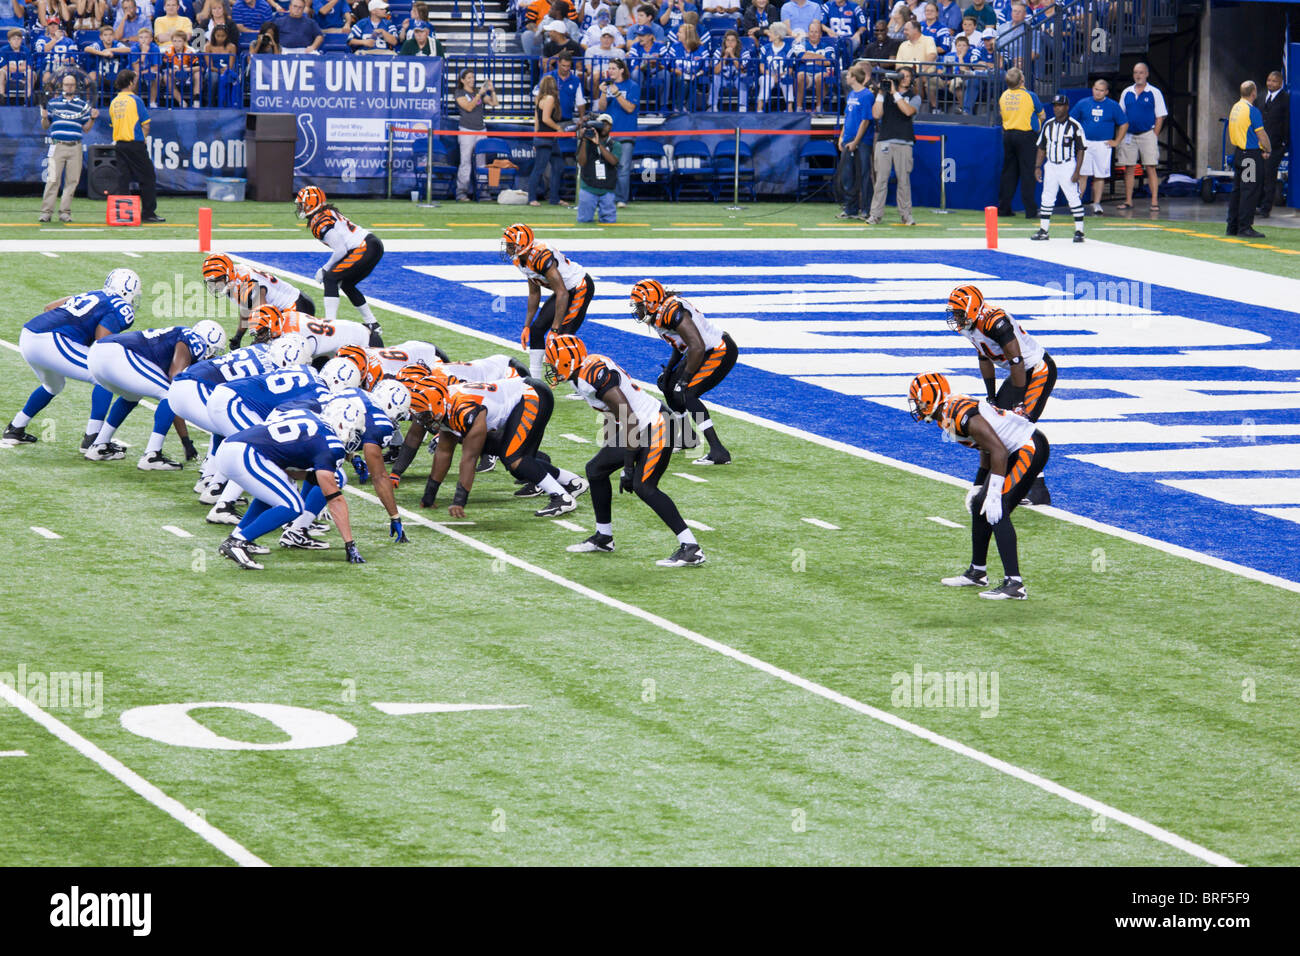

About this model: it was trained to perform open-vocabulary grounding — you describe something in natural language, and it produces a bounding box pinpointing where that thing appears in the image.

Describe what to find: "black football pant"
[114,140,157,217]
[585,420,686,535]
[969,431,1050,578]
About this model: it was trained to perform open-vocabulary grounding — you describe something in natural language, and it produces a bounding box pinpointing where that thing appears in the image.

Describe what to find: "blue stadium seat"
[412,135,458,199]
[669,139,714,201]
[322,34,350,53]
[473,136,518,199]
[711,139,755,202]
[630,139,671,200]
[797,139,839,201]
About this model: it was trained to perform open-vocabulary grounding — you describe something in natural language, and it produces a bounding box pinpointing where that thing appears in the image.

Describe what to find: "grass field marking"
[226,253,1300,595]
[122,251,142,258]
[553,519,587,533]
[162,525,193,538]
[673,472,708,483]
[684,519,714,531]
[927,516,962,529]
[344,484,1241,867]
[40,252,58,258]
[371,703,530,714]
[0,750,28,757]
[561,433,591,443]
[801,517,840,530]
[30,526,62,539]
[0,680,269,867]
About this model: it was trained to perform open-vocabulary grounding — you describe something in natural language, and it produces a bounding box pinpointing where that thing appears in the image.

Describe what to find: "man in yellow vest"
[109,69,164,223]
[996,67,1045,219]
[1226,79,1271,239]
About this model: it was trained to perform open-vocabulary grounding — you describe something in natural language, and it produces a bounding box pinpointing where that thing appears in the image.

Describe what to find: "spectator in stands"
[201,1,235,41]
[668,21,708,109]
[398,17,436,54]
[274,0,321,50]
[162,28,197,104]
[202,21,238,105]
[580,0,610,28]
[942,32,981,113]
[659,0,696,38]
[821,0,866,60]
[455,67,495,200]
[530,73,568,205]
[2,28,32,104]
[1258,70,1288,219]
[867,64,917,224]
[580,6,610,46]
[519,0,547,56]
[1070,77,1125,214]
[348,0,395,51]
[793,19,834,111]
[996,1,1027,70]
[541,50,586,118]
[709,26,745,109]
[1226,79,1269,238]
[127,26,160,104]
[614,0,638,37]
[1116,61,1165,211]
[576,111,618,221]
[631,3,663,40]
[584,23,625,97]
[781,0,819,36]
[860,19,898,64]
[542,18,583,68]
[314,0,349,34]
[84,25,127,103]
[961,0,994,29]
[115,0,149,41]
[699,0,737,36]
[594,55,636,205]
[39,72,94,222]
[884,6,908,41]
[893,18,933,105]
[978,26,997,69]
[249,19,278,54]
[936,0,960,31]
[153,0,192,41]
[36,17,79,88]
[837,61,870,218]
[66,0,106,34]
[395,1,426,43]
[996,65,1043,218]
[627,23,666,107]
[919,2,950,54]
[231,0,276,41]
[739,0,773,42]
[757,20,792,108]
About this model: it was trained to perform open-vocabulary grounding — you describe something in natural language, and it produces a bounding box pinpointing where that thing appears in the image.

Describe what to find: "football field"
[0,200,1297,866]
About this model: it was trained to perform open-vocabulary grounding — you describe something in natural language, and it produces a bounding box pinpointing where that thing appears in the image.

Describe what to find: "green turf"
[1,250,1297,866]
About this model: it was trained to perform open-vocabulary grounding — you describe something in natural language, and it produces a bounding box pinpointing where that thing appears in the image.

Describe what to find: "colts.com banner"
[249,54,443,196]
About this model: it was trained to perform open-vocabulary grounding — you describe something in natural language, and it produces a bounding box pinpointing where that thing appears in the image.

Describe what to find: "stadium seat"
[472,136,519,199]
[669,139,714,201]
[412,135,457,200]
[711,139,755,202]
[322,34,350,53]
[797,140,839,201]
[630,139,671,201]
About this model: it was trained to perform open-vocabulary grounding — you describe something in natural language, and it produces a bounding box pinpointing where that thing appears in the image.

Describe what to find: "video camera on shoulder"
[578,114,608,139]
[871,69,903,94]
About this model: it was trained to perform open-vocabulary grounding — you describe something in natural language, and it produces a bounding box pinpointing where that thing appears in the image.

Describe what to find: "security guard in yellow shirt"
[109,69,164,223]
[997,67,1046,219]
[1226,80,1271,239]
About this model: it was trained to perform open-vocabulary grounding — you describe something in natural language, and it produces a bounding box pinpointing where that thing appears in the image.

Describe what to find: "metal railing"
[1,51,248,108]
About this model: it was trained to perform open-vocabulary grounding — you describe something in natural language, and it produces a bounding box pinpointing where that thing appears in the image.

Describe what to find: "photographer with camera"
[594,58,638,208]
[575,112,619,223]
[866,65,918,225]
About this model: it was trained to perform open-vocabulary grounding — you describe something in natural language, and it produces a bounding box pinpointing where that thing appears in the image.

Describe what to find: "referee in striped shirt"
[39,74,97,224]
[1032,94,1087,243]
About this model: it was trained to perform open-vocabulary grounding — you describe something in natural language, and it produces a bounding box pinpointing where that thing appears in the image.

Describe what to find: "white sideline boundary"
[0,681,268,867]
[346,485,1239,867]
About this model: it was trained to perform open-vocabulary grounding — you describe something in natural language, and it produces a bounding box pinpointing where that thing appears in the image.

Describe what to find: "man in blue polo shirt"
[1070,78,1127,214]
[39,73,97,223]
[273,0,323,52]
[539,52,586,120]
[231,0,277,43]
[837,62,870,218]
[1117,61,1166,210]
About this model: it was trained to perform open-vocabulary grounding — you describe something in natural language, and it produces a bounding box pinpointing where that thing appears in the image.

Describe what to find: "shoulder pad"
[309,209,337,240]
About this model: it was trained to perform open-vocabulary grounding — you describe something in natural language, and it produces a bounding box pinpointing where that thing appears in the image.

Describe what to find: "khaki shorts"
[1116,129,1158,166]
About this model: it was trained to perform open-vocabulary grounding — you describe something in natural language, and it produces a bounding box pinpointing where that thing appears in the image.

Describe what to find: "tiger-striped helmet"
[337,345,383,389]
[248,305,282,344]
[501,222,535,263]
[544,334,586,386]
[295,185,326,220]
[202,253,235,294]
[629,279,667,322]
[908,372,951,423]
[946,285,984,332]
[408,379,450,422]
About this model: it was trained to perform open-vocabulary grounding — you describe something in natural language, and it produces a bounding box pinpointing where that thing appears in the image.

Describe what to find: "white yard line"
[552,519,587,533]
[684,519,714,532]
[801,517,840,530]
[927,516,962,529]
[371,703,529,715]
[162,525,192,538]
[0,681,268,867]
[560,433,591,443]
[673,472,708,483]
[30,526,62,539]
[0,750,28,757]
[344,484,1240,867]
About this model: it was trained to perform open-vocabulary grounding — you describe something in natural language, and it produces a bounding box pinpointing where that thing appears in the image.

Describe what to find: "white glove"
[314,268,325,283]
[982,478,1004,525]
[964,483,981,513]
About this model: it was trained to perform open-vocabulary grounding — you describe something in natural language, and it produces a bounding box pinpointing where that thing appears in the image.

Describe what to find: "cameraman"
[866,65,919,225]
[575,112,618,223]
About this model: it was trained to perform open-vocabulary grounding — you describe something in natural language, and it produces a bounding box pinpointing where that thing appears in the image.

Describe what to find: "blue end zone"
[240,246,1300,587]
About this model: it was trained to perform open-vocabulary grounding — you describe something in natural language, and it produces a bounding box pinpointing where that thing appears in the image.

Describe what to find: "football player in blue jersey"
[213,397,368,570]
[330,378,412,544]
[85,320,227,470]
[5,269,139,451]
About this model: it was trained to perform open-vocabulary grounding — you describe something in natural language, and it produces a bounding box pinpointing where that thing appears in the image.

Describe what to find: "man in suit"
[1258,71,1289,218]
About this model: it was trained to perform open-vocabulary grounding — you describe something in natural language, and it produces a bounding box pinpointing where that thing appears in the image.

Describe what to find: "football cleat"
[218,536,264,570]
[79,432,97,451]
[1023,477,1052,506]
[563,477,589,498]
[567,533,615,553]
[979,577,1027,600]
[475,453,497,473]
[1030,228,1049,241]
[193,475,212,495]
[306,521,330,537]
[280,528,330,550]
[198,481,225,504]
[205,501,243,525]
[693,452,731,466]
[138,451,183,471]
[240,538,271,555]
[1073,231,1085,243]
[941,566,989,587]
[513,482,543,498]
[534,493,576,517]
[84,442,125,461]
[3,424,37,444]
[656,543,706,567]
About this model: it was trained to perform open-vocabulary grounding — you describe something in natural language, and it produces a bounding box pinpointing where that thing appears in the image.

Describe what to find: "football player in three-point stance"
[244,304,373,361]
[202,253,315,348]
[945,284,1055,504]
[502,222,595,381]
[296,185,385,347]
[630,278,738,466]
[909,372,1051,600]
[545,334,706,567]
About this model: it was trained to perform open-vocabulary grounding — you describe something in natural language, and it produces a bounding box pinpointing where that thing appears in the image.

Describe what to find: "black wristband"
[452,482,470,508]
[423,477,441,503]
[392,441,417,476]
[324,490,342,502]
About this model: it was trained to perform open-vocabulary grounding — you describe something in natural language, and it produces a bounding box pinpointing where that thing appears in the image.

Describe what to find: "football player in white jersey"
[946,284,1056,504]
[630,278,739,466]
[545,334,706,567]
[246,304,373,361]
[296,185,385,346]
[334,342,454,390]
[202,253,315,349]
[502,222,595,380]
[909,372,1051,600]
